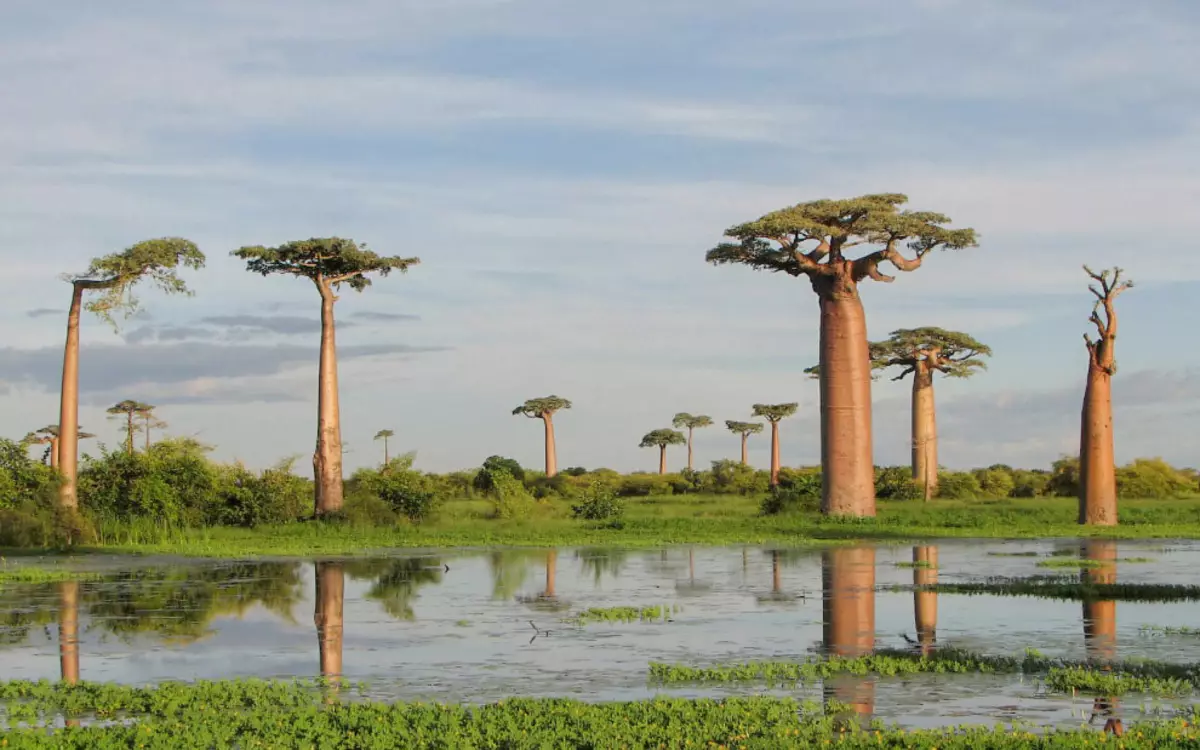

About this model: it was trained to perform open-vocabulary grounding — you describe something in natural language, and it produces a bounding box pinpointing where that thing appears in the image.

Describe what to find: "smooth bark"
[740,434,748,465]
[124,411,135,456]
[1081,540,1121,734]
[314,562,345,684]
[59,580,80,685]
[544,549,557,598]
[912,362,938,500]
[822,547,876,722]
[769,421,781,487]
[1080,373,1117,525]
[816,280,875,516]
[50,438,60,470]
[657,445,667,474]
[686,427,695,471]
[56,285,85,509]
[913,546,937,654]
[314,291,345,515]
[543,415,558,478]
[383,435,389,465]
[771,550,781,593]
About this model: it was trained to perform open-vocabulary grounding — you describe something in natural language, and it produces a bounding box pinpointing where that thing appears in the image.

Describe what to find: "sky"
[2,0,1199,474]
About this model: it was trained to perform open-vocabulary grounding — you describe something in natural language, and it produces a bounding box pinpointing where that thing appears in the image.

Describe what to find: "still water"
[3,539,1199,730]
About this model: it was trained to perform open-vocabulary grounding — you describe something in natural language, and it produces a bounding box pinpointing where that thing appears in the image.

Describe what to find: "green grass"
[0,566,101,584]
[894,560,936,569]
[2,678,1199,748]
[896,576,1200,602]
[11,495,1200,558]
[1140,625,1200,637]
[1035,558,1107,569]
[566,605,674,625]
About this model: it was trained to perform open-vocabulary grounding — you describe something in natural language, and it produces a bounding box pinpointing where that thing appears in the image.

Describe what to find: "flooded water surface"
[3,539,1199,730]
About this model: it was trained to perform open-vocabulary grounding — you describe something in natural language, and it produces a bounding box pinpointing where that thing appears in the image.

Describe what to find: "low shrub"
[936,471,982,500]
[489,470,538,520]
[1117,458,1195,499]
[875,466,924,501]
[974,468,1015,498]
[761,485,819,515]
[473,456,525,493]
[571,480,624,521]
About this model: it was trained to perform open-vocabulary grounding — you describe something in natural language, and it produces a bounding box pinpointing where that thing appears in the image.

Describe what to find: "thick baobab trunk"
[658,445,667,475]
[822,547,876,722]
[771,550,781,593]
[50,438,60,470]
[543,415,558,478]
[314,290,345,515]
[1079,370,1117,525]
[816,283,875,517]
[1081,540,1121,734]
[59,580,80,684]
[57,284,84,509]
[686,427,695,471]
[769,421,781,487]
[544,549,557,598]
[911,362,937,500]
[383,435,389,465]
[125,412,135,456]
[913,546,937,654]
[740,434,748,465]
[314,562,345,684]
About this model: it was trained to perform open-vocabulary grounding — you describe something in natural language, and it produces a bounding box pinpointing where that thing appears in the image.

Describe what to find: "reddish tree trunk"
[125,411,135,456]
[314,562,345,685]
[822,546,876,722]
[913,546,937,654]
[543,414,558,478]
[1081,539,1120,731]
[59,580,80,684]
[1079,371,1117,525]
[658,445,667,475]
[383,436,389,465]
[686,427,694,471]
[815,277,876,517]
[57,284,84,509]
[911,362,938,500]
[50,437,60,470]
[769,421,781,487]
[314,290,345,515]
[771,550,781,593]
[740,434,748,465]
[545,549,557,598]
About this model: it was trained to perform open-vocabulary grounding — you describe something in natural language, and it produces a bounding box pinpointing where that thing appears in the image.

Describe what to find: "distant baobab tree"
[24,425,93,469]
[233,238,419,517]
[639,429,686,475]
[751,403,799,487]
[672,413,713,471]
[107,400,153,456]
[55,238,205,508]
[707,194,976,517]
[512,396,572,477]
[1079,266,1132,526]
[725,420,764,466]
[374,429,395,466]
[135,404,167,451]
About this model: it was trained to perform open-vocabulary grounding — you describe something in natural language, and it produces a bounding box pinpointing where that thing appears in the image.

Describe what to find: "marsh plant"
[570,480,624,521]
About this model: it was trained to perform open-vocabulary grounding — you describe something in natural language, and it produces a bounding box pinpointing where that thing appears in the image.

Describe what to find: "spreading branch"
[864,328,992,381]
[513,396,572,419]
[1082,265,1133,374]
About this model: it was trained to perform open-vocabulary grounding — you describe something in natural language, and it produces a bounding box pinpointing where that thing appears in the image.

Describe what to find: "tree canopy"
[751,403,799,423]
[513,396,573,418]
[672,413,714,430]
[705,194,976,286]
[870,327,992,381]
[232,238,419,293]
[639,429,686,448]
[374,429,395,441]
[107,400,152,420]
[725,421,764,436]
[69,238,205,324]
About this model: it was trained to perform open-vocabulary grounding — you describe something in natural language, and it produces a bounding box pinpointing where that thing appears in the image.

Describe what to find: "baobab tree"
[868,328,991,499]
[373,429,395,466]
[672,413,714,471]
[1080,266,1132,526]
[725,420,764,465]
[751,403,799,487]
[24,425,93,469]
[107,400,152,456]
[56,238,204,508]
[135,404,166,451]
[639,429,686,475]
[512,396,572,477]
[233,238,419,516]
[707,194,976,516]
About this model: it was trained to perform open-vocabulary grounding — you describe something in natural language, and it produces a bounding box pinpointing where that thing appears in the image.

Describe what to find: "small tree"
[639,429,686,475]
[725,420,765,465]
[55,238,205,508]
[107,400,153,456]
[373,429,395,466]
[868,328,991,499]
[23,425,93,469]
[135,404,167,451]
[707,195,976,517]
[751,403,799,487]
[672,413,714,471]
[512,396,572,477]
[233,238,419,516]
[1080,266,1132,526]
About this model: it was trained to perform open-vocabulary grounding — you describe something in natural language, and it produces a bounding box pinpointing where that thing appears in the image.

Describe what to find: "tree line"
[20,193,1135,528]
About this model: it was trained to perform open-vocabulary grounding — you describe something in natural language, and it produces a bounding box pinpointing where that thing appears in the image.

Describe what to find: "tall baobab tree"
[639,429,686,475]
[912,546,938,655]
[135,404,166,451]
[1081,539,1122,735]
[751,403,799,487]
[867,328,991,500]
[822,546,877,724]
[373,429,395,466]
[512,396,572,477]
[107,400,152,456]
[672,413,713,471]
[56,238,205,508]
[314,561,345,691]
[24,425,93,469]
[707,194,976,517]
[725,420,764,465]
[233,238,419,516]
[1080,266,1132,526]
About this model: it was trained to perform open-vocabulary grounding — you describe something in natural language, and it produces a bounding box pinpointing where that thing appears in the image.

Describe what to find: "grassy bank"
[19,495,1199,557]
[0,678,1195,748]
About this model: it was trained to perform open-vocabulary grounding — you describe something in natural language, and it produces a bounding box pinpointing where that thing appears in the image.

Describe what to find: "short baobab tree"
[751,403,799,487]
[1079,266,1132,526]
[672,413,714,471]
[639,429,686,475]
[107,400,153,456]
[233,238,419,516]
[24,425,93,469]
[56,238,205,508]
[374,429,395,466]
[512,396,572,477]
[135,404,166,451]
[707,194,976,516]
[725,420,764,466]
[868,328,991,499]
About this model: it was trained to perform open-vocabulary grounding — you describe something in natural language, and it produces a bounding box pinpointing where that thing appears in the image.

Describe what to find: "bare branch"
[891,366,916,381]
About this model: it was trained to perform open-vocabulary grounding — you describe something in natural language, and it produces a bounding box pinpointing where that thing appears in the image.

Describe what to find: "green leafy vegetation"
[899,576,1200,602]
[1140,625,1200,637]
[567,604,674,625]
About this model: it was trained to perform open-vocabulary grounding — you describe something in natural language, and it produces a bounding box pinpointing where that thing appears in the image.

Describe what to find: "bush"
[974,468,1015,498]
[473,456,525,493]
[1117,458,1196,499]
[875,466,924,501]
[351,455,440,523]
[936,471,982,500]
[212,459,309,527]
[488,470,537,520]
[616,473,676,497]
[563,466,589,477]
[761,485,819,515]
[571,480,624,521]
[1010,469,1049,498]
[0,505,96,549]
[340,492,399,526]
[528,474,578,499]
[1045,457,1080,498]
[0,439,59,510]
[706,460,770,495]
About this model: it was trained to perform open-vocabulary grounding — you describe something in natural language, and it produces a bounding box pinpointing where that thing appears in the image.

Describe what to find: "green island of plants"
[566,604,675,625]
